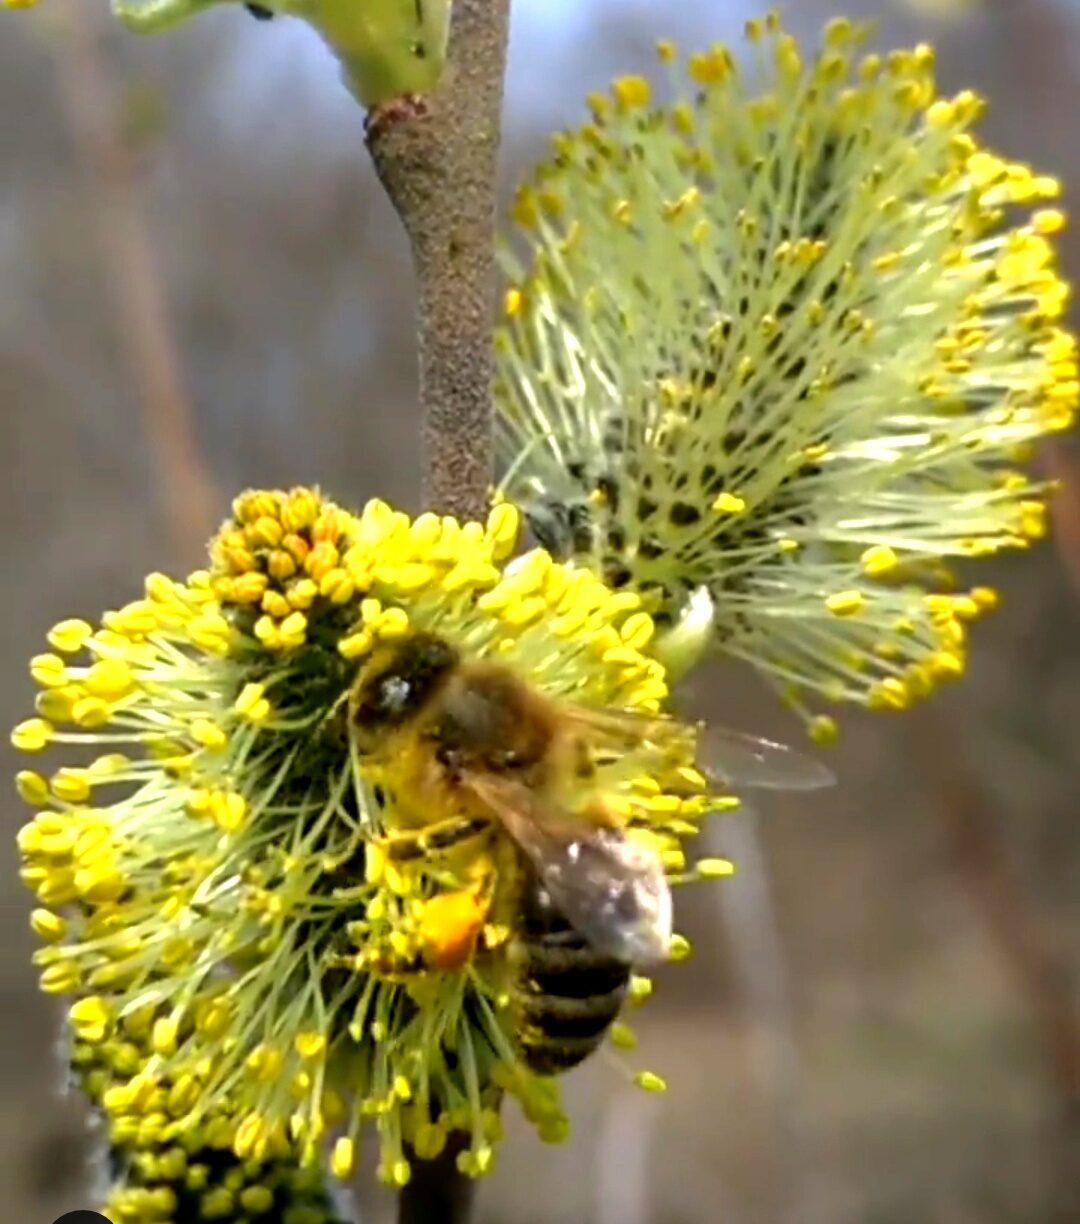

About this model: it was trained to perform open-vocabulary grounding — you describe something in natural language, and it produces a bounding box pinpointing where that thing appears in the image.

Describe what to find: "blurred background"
[1,1,1078,1221]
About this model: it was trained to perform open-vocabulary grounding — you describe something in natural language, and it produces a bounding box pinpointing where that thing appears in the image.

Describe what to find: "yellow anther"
[377,607,411,639]
[696,857,735,879]
[51,767,91,804]
[234,682,271,723]
[30,654,69,689]
[278,611,308,646]
[339,629,374,660]
[240,1186,275,1214]
[151,1016,179,1055]
[12,718,54,753]
[634,1071,668,1093]
[612,75,651,110]
[70,996,112,1043]
[712,492,746,514]
[85,659,135,700]
[1032,209,1066,235]
[287,578,318,610]
[930,650,965,681]
[282,487,320,533]
[47,619,93,654]
[305,540,340,582]
[211,791,248,833]
[30,908,67,943]
[15,770,50,805]
[294,1031,327,1060]
[485,502,521,557]
[825,590,865,617]
[668,933,692,962]
[191,719,227,749]
[610,1022,637,1050]
[40,960,81,994]
[860,545,899,577]
[246,1044,284,1082]
[808,715,839,747]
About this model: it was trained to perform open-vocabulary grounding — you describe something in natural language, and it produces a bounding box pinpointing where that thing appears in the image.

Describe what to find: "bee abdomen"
[514,928,630,1074]
[517,1032,615,1074]
[518,984,627,1039]
[522,937,631,999]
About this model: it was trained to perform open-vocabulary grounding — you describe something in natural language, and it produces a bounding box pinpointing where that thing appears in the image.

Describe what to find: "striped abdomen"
[513,884,630,1075]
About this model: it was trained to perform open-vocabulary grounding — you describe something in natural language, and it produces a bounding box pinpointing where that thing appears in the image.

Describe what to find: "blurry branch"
[397,1133,475,1224]
[1041,445,1080,603]
[50,1,218,560]
[946,0,1080,1114]
[365,0,511,522]
[595,1090,656,1224]
[912,714,1080,1110]
[711,813,818,1224]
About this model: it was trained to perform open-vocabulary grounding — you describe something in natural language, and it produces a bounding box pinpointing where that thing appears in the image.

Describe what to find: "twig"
[50,2,218,560]
[1040,445,1080,603]
[362,2,512,1219]
[365,0,511,521]
[911,714,1080,1108]
[397,1134,477,1224]
[710,811,818,1224]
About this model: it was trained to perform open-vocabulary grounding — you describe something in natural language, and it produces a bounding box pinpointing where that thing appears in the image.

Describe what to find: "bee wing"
[562,703,834,792]
[697,723,835,791]
[463,772,672,966]
[559,703,689,751]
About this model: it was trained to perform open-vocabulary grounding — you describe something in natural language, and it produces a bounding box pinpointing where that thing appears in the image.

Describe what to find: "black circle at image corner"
[52,1213,110,1224]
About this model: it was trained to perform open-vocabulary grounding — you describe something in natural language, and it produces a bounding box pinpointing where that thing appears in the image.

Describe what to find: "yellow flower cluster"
[496,15,1076,737]
[71,1022,347,1223]
[15,488,723,1187]
[210,487,356,652]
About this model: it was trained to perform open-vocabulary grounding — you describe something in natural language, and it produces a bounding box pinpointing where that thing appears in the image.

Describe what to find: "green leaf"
[112,0,234,33]
[311,0,453,105]
[111,1,453,107]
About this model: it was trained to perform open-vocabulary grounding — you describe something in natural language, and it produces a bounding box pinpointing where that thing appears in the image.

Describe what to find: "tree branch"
[365,0,511,521]
[911,715,1080,1109]
[397,1134,477,1224]
[53,2,219,560]
[361,3,512,1219]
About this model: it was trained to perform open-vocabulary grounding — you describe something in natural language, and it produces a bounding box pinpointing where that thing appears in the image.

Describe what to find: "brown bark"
[362,5,512,1219]
[365,0,511,522]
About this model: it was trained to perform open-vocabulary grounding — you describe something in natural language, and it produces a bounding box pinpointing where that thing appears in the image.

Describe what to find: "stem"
[710,812,817,1224]
[397,1134,477,1224]
[363,3,511,1219]
[366,0,511,521]
[911,715,1080,1107]
[1041,441,1080,603]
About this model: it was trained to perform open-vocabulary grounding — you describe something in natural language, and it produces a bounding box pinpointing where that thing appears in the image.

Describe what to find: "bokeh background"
[1,1,1078,1221]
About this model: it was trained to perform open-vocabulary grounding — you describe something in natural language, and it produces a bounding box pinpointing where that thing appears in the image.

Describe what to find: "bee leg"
[381,814,491,863]
[357,948,428,982]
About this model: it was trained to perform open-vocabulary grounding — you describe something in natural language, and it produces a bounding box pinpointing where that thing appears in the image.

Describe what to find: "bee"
[349,632,831,1074]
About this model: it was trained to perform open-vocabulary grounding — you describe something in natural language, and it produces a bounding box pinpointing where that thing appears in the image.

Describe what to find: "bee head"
[351,633,460,741]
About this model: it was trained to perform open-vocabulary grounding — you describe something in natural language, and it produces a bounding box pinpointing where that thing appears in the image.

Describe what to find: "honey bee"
[349,632,831,1073]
